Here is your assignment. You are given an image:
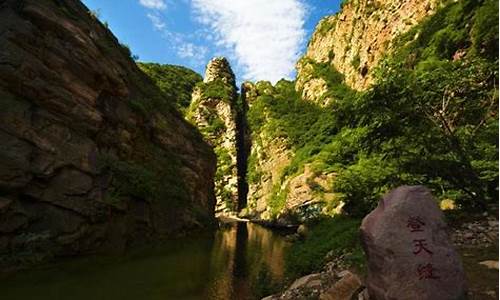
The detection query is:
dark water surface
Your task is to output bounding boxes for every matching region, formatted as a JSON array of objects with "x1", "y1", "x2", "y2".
[{"x1": 0, "y1": 222, "x2": 290, "y2": 300}]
